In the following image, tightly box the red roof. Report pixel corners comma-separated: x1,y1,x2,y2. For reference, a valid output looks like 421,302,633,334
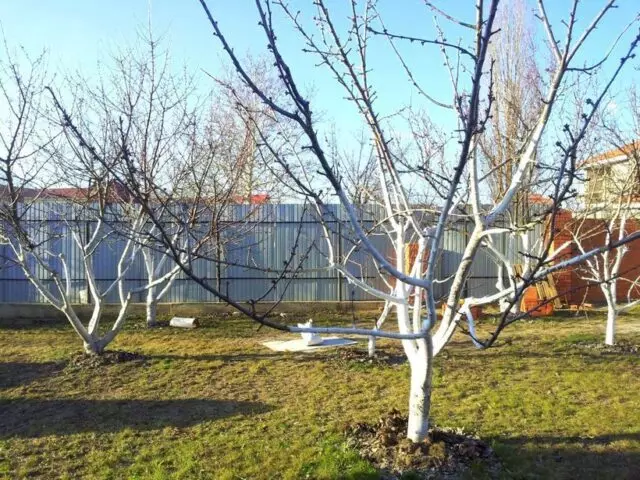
1,183,270,205
582,140,640,167
43,187,89,200
40,182,132,203
528,193,553,205
232,193,271,204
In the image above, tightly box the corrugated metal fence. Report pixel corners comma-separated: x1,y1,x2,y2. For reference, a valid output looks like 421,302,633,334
0,203,544,303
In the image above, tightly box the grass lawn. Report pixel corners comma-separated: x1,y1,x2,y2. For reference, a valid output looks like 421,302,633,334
0,310,639,479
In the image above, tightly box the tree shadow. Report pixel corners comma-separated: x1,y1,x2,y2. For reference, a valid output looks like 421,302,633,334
496,431,640,446
0,317,69,330
148,351,294,363
0,362,66,389
149,347,407,367
0,398,272,438
149,348,372,364
491,432,640,479
440,346,638,364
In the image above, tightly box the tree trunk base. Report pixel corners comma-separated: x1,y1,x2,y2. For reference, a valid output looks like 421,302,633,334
346,409,500,477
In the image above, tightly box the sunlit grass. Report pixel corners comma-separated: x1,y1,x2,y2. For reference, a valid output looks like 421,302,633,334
0,311,638,479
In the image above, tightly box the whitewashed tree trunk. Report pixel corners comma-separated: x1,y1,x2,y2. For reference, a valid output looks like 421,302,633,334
143,248,159,327
83,341,101,355
142,247,182,327
603,286,617,346
146,286,158,327
573,208,630,347
83,337,107,355
367,335,376,358
406,340,433,442
368,300,393,357
605,304,617,346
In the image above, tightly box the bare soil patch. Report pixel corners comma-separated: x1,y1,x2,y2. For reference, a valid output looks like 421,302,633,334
68,350,147,369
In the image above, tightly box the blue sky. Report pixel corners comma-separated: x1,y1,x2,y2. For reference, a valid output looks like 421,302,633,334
1,1,638,151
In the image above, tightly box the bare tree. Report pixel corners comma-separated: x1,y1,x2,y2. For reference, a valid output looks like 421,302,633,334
38,0,640,442
0,42,160,355
47,39,314,329
51,31,293,328
213,58,304,202
183,0,640,443
571,186,640,346
480,0,542,221
570,86,640,345
476,0,545,312
89,30,196,327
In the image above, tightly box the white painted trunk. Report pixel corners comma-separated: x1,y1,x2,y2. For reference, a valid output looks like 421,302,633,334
146,287,158,327
406,348,432,442
368,301,392,358
604,293,617,346
368,335,376,357
600,281,617,346
83,337,105,355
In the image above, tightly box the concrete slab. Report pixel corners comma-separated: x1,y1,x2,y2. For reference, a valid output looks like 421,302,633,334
262,336,357,352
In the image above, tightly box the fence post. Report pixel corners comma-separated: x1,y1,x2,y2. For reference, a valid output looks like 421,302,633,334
337,216,343,302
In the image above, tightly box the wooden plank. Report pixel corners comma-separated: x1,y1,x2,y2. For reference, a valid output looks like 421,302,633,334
513,264,523,277
542,281,555,302
511,264,561,309
546,274,563,308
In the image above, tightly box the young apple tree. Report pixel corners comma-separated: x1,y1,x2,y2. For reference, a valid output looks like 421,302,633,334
47,45,313,327
68,30,198,327
186,0,640,442
0,42,162,355
50,31,287,328
571,105,640,345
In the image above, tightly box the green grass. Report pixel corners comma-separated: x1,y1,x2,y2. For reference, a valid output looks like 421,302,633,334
0,311,639,479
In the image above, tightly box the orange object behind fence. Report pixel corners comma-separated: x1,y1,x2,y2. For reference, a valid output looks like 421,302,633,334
520,286,554,317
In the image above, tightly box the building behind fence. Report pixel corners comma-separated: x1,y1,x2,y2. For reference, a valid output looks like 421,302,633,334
0,203,545,304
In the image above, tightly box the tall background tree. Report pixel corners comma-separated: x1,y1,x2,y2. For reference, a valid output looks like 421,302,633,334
480,0,543,224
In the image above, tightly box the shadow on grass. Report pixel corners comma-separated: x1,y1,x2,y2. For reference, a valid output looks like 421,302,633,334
440,345,639,363
0,398,272,438
148,348,405,366
497,431,640,445
148,352,293,363
0,318,69,330
492,432,640,479
0,362,66,389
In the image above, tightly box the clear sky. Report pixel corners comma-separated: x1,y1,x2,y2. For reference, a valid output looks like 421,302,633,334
1,1,639,152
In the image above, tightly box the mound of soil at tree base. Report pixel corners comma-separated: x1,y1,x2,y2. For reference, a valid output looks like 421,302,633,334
68,350,147,369
346,409,500,479
572,340,639,355
333,348,406,367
